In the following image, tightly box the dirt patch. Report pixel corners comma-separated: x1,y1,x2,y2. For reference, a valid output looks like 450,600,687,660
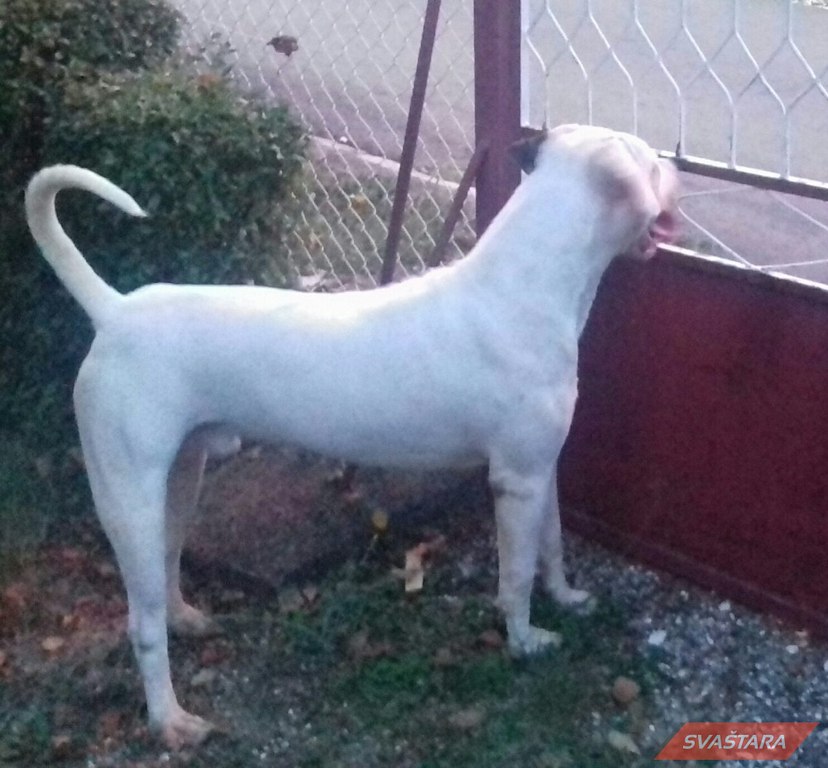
188,447,488,590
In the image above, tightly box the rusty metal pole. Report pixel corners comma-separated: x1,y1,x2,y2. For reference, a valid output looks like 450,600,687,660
379,0,442,285
426,141,489,269
473,0,522,237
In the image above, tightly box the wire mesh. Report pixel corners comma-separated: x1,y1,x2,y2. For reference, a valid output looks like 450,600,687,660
175,0,475,288
174,0,828,284
522,0,828,282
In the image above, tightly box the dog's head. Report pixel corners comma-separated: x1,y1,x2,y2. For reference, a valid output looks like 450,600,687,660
511,124,679,259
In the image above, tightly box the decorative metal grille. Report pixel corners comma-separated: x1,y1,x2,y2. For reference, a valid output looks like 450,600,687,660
522,0,828,282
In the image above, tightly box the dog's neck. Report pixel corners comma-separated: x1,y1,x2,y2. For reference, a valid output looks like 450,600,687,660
464,169,620,339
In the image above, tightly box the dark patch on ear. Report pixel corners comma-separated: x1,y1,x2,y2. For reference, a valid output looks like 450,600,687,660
509,127,547,173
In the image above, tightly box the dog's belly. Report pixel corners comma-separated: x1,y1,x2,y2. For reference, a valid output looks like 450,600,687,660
186,344,497,469
218,373,492,470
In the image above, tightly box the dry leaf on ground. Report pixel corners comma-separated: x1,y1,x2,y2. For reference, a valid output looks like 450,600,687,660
393,536,446,593
41,636,66,654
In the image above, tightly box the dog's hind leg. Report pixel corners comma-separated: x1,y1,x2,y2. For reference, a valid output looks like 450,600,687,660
76,389,213,747
165,437,216,638
165,426,240,637
88,456,212,746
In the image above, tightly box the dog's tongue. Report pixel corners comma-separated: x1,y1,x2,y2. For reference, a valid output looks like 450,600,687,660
652,208,679,245
638,208,679,257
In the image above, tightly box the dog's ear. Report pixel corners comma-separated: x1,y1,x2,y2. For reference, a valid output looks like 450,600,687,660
509,127,548,174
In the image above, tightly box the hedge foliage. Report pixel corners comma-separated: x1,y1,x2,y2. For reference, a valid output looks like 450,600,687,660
0,0,306,465
0,0,182,210
47,64,305,288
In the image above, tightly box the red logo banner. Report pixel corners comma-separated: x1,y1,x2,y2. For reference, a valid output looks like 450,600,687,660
656,722,818,761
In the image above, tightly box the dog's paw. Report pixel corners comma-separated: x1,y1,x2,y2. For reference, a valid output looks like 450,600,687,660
169,604,223,638
549,584,593,609
508,625,562,657
158,707,215,750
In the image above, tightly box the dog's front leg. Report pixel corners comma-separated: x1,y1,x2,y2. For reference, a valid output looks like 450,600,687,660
490,465,562,656
538,477,591,607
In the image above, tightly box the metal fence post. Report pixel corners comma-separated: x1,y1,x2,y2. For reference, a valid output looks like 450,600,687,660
473,0,522,236
379,0,442,285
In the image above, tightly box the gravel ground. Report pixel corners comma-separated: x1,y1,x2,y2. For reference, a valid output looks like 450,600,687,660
565,532,827,765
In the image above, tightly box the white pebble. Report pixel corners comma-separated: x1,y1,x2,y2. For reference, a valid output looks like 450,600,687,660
648,629,667,647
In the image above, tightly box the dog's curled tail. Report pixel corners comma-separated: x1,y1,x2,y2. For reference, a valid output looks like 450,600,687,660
25,165,147,327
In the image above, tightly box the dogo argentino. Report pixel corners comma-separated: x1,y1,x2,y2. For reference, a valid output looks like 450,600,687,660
25,124,678,748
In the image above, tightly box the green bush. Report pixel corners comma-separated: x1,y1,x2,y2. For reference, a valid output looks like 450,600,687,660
46,64,305,288
0,0,182,211
0,1,306,494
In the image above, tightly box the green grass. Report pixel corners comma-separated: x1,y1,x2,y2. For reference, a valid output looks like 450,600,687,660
256,556,658,768
0,435,51,573
0,521,662,767
0,707,53,766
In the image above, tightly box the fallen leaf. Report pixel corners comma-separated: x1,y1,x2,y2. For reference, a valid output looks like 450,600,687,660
200,640,232,667
279,585,319,613
607,729,640,755
477,629,505,650
396,536,447,593
347,629,393,661
433,647,455,667
301,585,320,606
278,587,304,614
61,612,82,631
55,547,86,569
196,73,222,90
41,636,65,654
2,583,29,614
50,734,75,760
349,194,371,216
371,508,389,535
98,710,122,739
448,707,486,730
190,668,218,688
96,561,118,579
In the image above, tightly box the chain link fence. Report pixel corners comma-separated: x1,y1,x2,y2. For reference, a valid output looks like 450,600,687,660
521,0,828,281
177,0,475,289
174,0,828,285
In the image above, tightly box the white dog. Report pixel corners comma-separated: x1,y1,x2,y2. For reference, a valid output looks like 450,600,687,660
26,124,677,749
